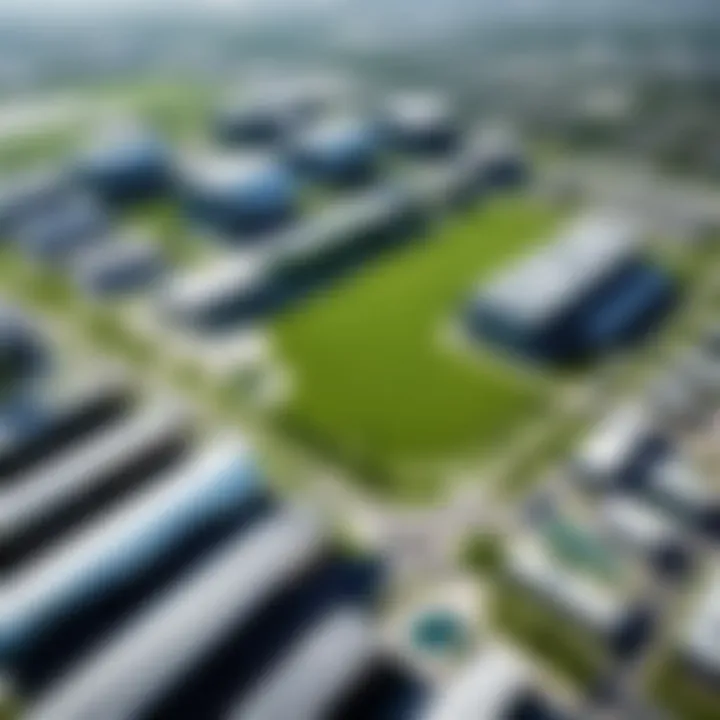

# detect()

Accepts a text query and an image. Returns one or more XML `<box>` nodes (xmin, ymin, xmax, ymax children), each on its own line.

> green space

<box><xmin>649</xmin><ymin>655</ymin><xmax>720</xmax><ymax>720</ymax></box>
<box><xmin>491</xmin><ymin>576</ymin><xmax>607</xmax><ymax>690</ymax></box>
<box><xmin>273</xmin><ymin>197</ymin><xmax>562</xmax><ymax>494</ymax></box>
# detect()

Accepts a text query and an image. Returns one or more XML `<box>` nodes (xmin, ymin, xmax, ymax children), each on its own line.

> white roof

<box><xmin>271</xmin><ymin>188</ymin><xmax>404</xmax><ymax>268</ymax></box>
<box><xmin>650</xmin><ymin>454</ymin><xmax>714</xmax><ymax>511</ymax></box>
<box><xmin>181</xmin><ymin>151</ymin><xmax>280</xmax><ymax>194</ymax></box>
<box><xmin>83</xmin><ymin>122</ymin><xmax>156</xmax><ymax>160</ymax></box>
<box><xmin>28</xmin><ymin>508</ymin><xmax>325</xmax><ymax>720</ymax></box>
<box><xmin>422</xmin><ymin>645</ymin><xmax>533</xmax><ymax>720</ymax></box>
<box><xmin>4</xmin><ymin>439</ymin><xmax>253</xmax><ymax>629</ymax></box>
<box><xmin>161</xmin><ymin>253</ymin><xmax>268</xmax><ymax>320</ymax></box>
<box><xmin>601</xmin><ymin>497</ymin><xmax>680</xmax><ymax>554</ymax></box>
<box><xmin>0</xmin><ymin>403</ymin><xmax>186</xmax><ymax>545</ymax></box>
<box><xmin>576</xmin><ymin>402</ymin><xmax>654</xmax><ymax>484</ymax></box>
<box><xmin>74</xmin><ymin>231</ymin><xmax>159</xmax><ymax>272</ymax></box>
<box><xmin>481</xmin><ymin>211</ymin><xmax>643</xmax><ymax>328</ymax></box>
<box><xmin>682</xmin><ymin>563</ymin><xmax>720</xmax><ymax>673</ymax></box>
<box><xmin>229</xmin><ymin>610</ymin><xmax>375</xmax><ymax>720</ymax></box>
<box><xmin>298</xmin><ymin>116</ymin><xmax>370</xmax><ymax>150</ymax></box>
<box><xmin>508</xmin><ymin>537</ymin><xmax>627</xmax><ymax>635</ymax></box>
<box><xmin>388</xmin><ymin>92</ymin><xmax>453</xmax><ymax>129</ymax></box>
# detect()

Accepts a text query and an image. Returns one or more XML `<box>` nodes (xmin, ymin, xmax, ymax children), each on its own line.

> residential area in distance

<box><xmin>1</xmin><ymin>2</ymin><xmax>720</xmax><ymax>720</ymax></box>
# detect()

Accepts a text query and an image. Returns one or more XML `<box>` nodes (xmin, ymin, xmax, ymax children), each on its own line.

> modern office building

<box><xmin>572</xmin><ymin>403</ymin><xmax>669</xmax><ymax>491</ymax></box>
<box><xmin>468</xmin><ymin>212</ymin><xmax>676</xmax><ymax>363</ymax></box>
<box><xmin>76</xmin><ymin>125</ymin><xmax>171</xmax><ymax>203</ymax></box>
<box><xmin>291</xmin><ymin>116</ymin><xmax>381</xmax><ymax>186</ymax></box>
<box><xmin>72</xmin><ymin>231</ymin><xmax>165</xmax><ymax>297</ymax></box>
<box><xmin>177</xmin><ymin>151</ymin><xmax>297</xmax><ymax>236</ymax></box>
<box><xmin>422</xmin><ymin>644</ymin><xmax>571</xmax><ymax>720</ymax></box>
<box><xmin>466</xmin><ymin>127</ymin><xmax>529</xmax><ymax>190</ymax></box>
<box><xmin>0</xmin><ymin>169</ymin><xmax>72</xmax><ymax>234</ymax></box>
<box><xmin>0</xmin><ymin>372</ymin><xmax>131</xmax><ymax>479</ymax></box>
<box><xmin>0</xmin><ymin>303</ymin><xmax>49</xmax><ymax>387</ymax></box>
<box><xmin>162</xmin><ymin>187</ymin><xmax>424</xmax><ymax>332</ymax></box>
<box><xmin>15</xmin><ymin>193</ymin><xmax>109</xmax><ymax>264</ymax></box>
<box><xmin>507</xmin><ymin>534</ymin><xmax>649</xmax><ymax>654</ymax></box>
<box><xmin>269</xmin><ymin>185</ymin><xmax>425</xmax><ymax>291</ymax></box>
<box><xmin>159</xmin><ymin>253</ymin><xmax>271</xmax><ymax>333</ymax></box>
<box><xmin>644</xmin><ymin>452</ymin><xmax>720</xmax><ymax>534</ymax></box>
<box><xmin>214</xmin><ymin>81</ymin><xmax>327</xmax><ymax>147</ymax></box>
<box><xmin>600</xmin><ymin>497</ymin><xmax>688</xmax><ymax>575</ymax></box>
<box><xmin>679</xmin><ymin>563</ymin><xmax>720</xmax><ymax>679</ymax></box>
<box><xmin>383</xmin><ymin>93</ymin><xmax>460</xmax><ymax>156</ymax></box>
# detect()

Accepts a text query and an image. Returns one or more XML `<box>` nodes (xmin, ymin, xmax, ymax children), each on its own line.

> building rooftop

<box><xmin>386</xmin><ymin>92</ymin><xmax>454</xmax><ymax>131</ymax></box>
<box><xmin>160</xmin><ymin>253</ymin><xmax>269</xmax><ymax>321</ymax></box>
<box><xmin>575</xmin><ymin>402</ymin><xmax>656</xmax><ymax>485</ymax></box>
<box><xmin>508</xmin><ymin>535</ymin><xmax>629</xmax><ymax>636</ymax></box>
<box><xmin>228</xmin><ymin>610</ymin><xmax>375</xmax><ymax>720</ymax></box>
<box><xmin>601</xmin><ymin>497</ymin><xmax>681</xmax><ymax>555</ymax></box>
<box><xmin>682</xmin><ymin>563</ymin><xmax>720</xmax><ymax>674</ymax></box>
<box><xmin>26</xmin><ymin>507</ymin><xmax>325</xmax><ymax>720</ymax></box>
<box><xmin>422</xmin><ymin>644</ymin><xmax>539</xmax><ymax>720</ymax></box>
<box><xmin>180</xmin><ymin>150</ymin><xmax>289</xmax><ymax>196</ymax></box>
<box><xmin>480</xmin><ymin>211</ymin><xmax>644</xmax><ymax>329</ymax></box>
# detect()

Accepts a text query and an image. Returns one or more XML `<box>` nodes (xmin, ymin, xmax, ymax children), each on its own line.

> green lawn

<box><xmin>273</xmin><ymin>197</ymin><xmax>562</xmax><ymax>486</ymax></box>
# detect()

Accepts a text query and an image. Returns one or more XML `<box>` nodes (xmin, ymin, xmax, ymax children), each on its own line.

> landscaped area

<box><xmin>273</xmin><ymin>197</ymin><xmax>563</xmax><ymax>490</ymax></box>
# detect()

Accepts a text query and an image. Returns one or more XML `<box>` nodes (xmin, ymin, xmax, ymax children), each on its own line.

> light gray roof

<box><xmin>3</xmin><ymin>440</ymin><xmax>255</xmax><ymax>643</ymax></box>
<box><xmin>422</xmin><ymin>645</ymin><xmax>533</xmax><ymax>720</ymax></box>
<box><xmin>649</xmin><ymin>454</ymin><xmax>715</xmax><ymax>515</ymax></box>
<box><xmin>480</xmin><ymin>211</ymin><xmax>643</xmax><ymax>328</ymax></box>
<box><xmin>270</xmin><ymin>187</ymin><xmax>408</xmax><ymax>269</ymax></box>
<box><xmin>507</xmin><ymin>537</ymin><xmax>629</xmax><ymax>636</ymax></box>
<box><xmin>28</xmin><ymin>508</ymin><xmax>326</xmax><ymax>720</ymax></box>
<box><xmin>179</xmin><ymin>150</ymin><xmax>280</xmax><ymax>194</ymax></box>
<box><xmin>0</xmin><ymin>402</ymin><xmax>187</xmax><ymax>548</ymax></box>
<box><xmin>160</xmin><ymin>253</ymin><xmax>268</xmax><ymax>321</ymax></box>
<box><xmin>387</xmin><ymin>92</ymin><xmax>454</xmax><ymax>130</ymax></box>
<box><xmin>574</xmin><ymin>402</ymin><xmax>655</xmax><ymax>485</ymax></box>
<box><xmin>682</xmin><ymin>564</ymin><xmax>720</xmax><ymax>673</ymax></box>
<box><xmin>601</xmin><ymin>497</ymin><xmax>681</xmax><ymax>555</ymax></box>
<box><xmin>226</xmin><ymin>610</ymin><xmax>375</xmax><ymax>720</ymax></box>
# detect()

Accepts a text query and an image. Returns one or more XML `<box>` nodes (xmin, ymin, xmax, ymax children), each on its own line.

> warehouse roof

<box><xmin>480</xmin><ymin>211</ymin><xmax>644</xmax><ymax>328</ymax></box>
<box><xmin>179</xmin><ymin>151</ymin><xmax>290</xmax><ymax>196</ymax></box>
<box><xmin>0</xmin><ymin>402</ymin><xmax>186</xmax><ymax>552</ymax></box>
<box><xmin>2</xmin><ymin>439</ymin><xmax>258</xmax><ymax>656</ymax></box>
<box><xmin>161</xmin><ymin>253</ymin><xmax>269</xmax><ymax>322</ymax></box>
<box><xmin>27</xmin><ymin>508</ymin><xmax>325</xmax><ymax>720</ymax></box>
<box><xmin>386</xmin><ymin>92</ymin><xmax>454</xmax><ymax>131</ymax></box>
<box><xmin>682</xmin><ymin>563</ymin><xmax>720</xmax><ymax>674</ymax></box>
<box><xmin>271</xmin><ymin>186</ymin><xmax>411</xmax><ymax>269</ymax></box>
<box><xmin>422</xmin><ymin>645</ymin><xmax>534</xmax><ymax>720</ymax></box>
<box><xmin>228</xmin><ymin>610</ymin><xmax>375</xmax><ymax>720</ymax></box>
<box><xmin>574</xmin><ymin>402</ymin><xmax>656</xmax><ymax>486</ymax></box>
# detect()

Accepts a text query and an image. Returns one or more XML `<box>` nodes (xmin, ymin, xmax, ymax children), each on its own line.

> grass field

<box><xmin>273</xmin><ymin>197</ymin><xmax>563</xmax><ymax>488</ymax></box>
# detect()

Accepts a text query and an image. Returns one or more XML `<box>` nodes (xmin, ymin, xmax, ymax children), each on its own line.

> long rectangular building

<box><xmin>469</xmin><ymin>211</ymin><xmax>673</xmax><ymax>363</ymax></box>
<box><xmin>226</xmin><ymin>609</ymin><xmax>376</xmax><ymax>720</ymax></box>
<box><xmin>481</xmin><ymin>212</ymin><xmax>641</xmax><ymax>330</ymax></box>
<box><xmin>422</xmin><ymin>644</ymin><xmax>569</xmax><ymax>720</ymax></box>
<box><xmin>26</xmin><ymin>508</ymin><xmax>326</xmax><ymax>720</ymax></box>
<box><xmin>0</xmin><ymin>373</ymin><xmax>131</xmax><ymax>481</ymax></box>
<box><xmin>1</xmin><ymin>402</ymin><xmax>190</xmax><ymax>569</ymax></box>
<box><xmin>2</xmin><ymin>440</ymin><xmax>269</xmax><ymax>687</ymax></box>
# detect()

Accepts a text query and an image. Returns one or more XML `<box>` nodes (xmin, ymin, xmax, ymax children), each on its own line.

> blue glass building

<box><xmin>178</xmin><ymin>151</ymin><xmax>297</xmax><ymax>236</ymax></box>
<box><xmin>467</xmin><ymin>213</ymin><xmax>677</xmax><ymax>364</ymax></box>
